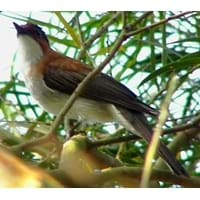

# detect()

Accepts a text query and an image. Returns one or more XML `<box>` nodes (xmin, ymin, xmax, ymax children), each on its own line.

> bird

<box><xmin>13</xmin><ymin>22</ymin><xmax>188</xmax><ymax>177</ymax></box>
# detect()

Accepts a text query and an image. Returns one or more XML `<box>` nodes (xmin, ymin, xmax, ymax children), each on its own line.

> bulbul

<box><xmin>13</xmin><ymin>22</ymin><xmax>188</xmax><ymax>176</ymax></box>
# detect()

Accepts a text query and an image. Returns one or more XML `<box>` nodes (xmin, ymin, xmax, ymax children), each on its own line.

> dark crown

<box><xmin>13</xmin><ymin>22</ymin><xmax>49</xmax><ymax>44</ymax></box>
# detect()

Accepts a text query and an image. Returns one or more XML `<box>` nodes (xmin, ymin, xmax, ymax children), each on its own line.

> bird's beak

<box><xmin>13</xmin><ymin>22</ymin><xmax>25</xmax><ymax>35</ymax></box>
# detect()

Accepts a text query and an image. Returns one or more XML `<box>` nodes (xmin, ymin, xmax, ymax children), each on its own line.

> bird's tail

<box><xmin>116</xmin><ymin>107</ymin><xmax>189</xmax><ymax>177</ymax></box>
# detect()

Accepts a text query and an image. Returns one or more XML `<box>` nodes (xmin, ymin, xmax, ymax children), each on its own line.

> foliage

<box><xmin>0</xmin><ymin>11</ymin><xmax>200</xmax><ymax>187</ymax></box>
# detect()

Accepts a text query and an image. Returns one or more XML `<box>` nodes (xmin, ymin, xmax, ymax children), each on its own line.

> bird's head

<box><xmin>13</xmin><ymin>22</ymin><xmax>49</xmax><ymax>45</ymax></box>
<box><xmin>13</xmin><ymin>22</ymin><xmax>50</xmax><ymax>63</ymax></box>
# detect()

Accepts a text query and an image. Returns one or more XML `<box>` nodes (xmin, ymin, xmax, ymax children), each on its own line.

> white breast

<box><xmin>25</xmin><ymin>74</ymin><xmax>115</xmax><ymax>123</ymax></box>
<box><xmin>17</xmin><ymin>35</ymin><xmax>43</xmax><ymax>66</ymax></box>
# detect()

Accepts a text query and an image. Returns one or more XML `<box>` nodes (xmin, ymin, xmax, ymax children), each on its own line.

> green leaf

<box><xmin>168</xmin><ymin>37</ymin><xmax>200</xmax><ymax>44</ymax></box>
<box><xmin>139</xmin><ymin>52</ymin><xmax>200</xmax><ymax>86</ymax></box>
<box><xmin>48</xmin><ymin>35</ymin><xmax>78</xmax><ymax>48</ymax></box>
<box><xmin>54</xmin><ymin>12</ymin><xmax>81</xmax><ymax>48</ymax></box>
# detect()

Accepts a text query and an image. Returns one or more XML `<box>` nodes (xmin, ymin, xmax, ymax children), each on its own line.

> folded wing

<box><xmin>43</xmin><ymin>66</ymin><xmax>158</xmax><ymax>116</ymax></box>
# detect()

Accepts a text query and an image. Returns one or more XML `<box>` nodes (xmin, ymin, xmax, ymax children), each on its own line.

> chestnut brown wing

<box><xmin>43</xmin><ymin>67</ymin><xmax>158</xmax><ymax>116</ymax></box>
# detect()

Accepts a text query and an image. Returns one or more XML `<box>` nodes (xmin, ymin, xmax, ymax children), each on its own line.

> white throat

<box><xmin>17</xmin><ymin>35</ymin><xmax>43</xmax><ymax>65</ymax></box>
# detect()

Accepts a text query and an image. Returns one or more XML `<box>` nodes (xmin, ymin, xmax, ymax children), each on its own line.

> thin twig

<box><xmin>126</xmin><ymin>12</ymin><xmax>194</xmax><ymax>38</ymax></box>
<box><xmin>88</xmin><ymin>112</ymin><xmax>200</xmax><ymax>148</ymax></box>
<box><xmin>125</xmin><ymin>11</ymin><xmax>153</xmax><ymax>32</ymax></box>
<box><xmin>140</xmin><ymin>75</ymin><xmax>178</xmax><ymax>188</ymax></box>
<box><xmin>24</xmin><ymin>112</ymin><xmax>47</xmax><ymax>139</ymax></box>
<box><xmin>11</xmin><ymin>133</ymin><xmax>59</xmax><ymax>154</ymax></box>
<box><xmin>164</xmin><ymin>113</ymin><xmax>200</xmax><ymax>134</ymax></box>
<box><xmin>78</xmin><ymin>12</ymin><xmax>122</xmax><ymax>59</ymax></box>
<box><xmin>76</xmin><ymin>12</ymin><xmax>96</xmax><ymax>66</ymax></box>
<box><xmin>89</xmin><ymin>132</ymin><xmax>139</xmax><ymax>149</ymax></box>
<box><xmin>154</xmin><ymin>127</ymin><xmax>199</xmax><ymax>171</ymax></box>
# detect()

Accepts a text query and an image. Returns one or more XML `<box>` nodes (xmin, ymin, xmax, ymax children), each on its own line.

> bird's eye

<box><xmin>36</xmin><ymin>31</ymin><xmax>43</xmax><ymax>37</ymax></box>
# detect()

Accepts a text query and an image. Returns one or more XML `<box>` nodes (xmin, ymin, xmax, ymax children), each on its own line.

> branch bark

<box><xmin>51</xmin><ymin>166</ymin><xmax>200</xmax><ymax>188</ymax></box>
<box><xmin>98</xmin><ymin>167</ymin><xmax>200</xmax><ymax>188</ymax></box>
<box><xmin>141</xmin><ymin>75</ymin><xmax>178</xmax><ymax>187</ymax></box>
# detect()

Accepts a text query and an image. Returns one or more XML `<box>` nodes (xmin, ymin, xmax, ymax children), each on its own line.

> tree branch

<box><xmin>75</xmin><ymin>12</ymin><xmax>96</xmax><ymax>66</ymax></box>
<box><xmin>154</xmin><ymin>127</ymin><xmax>200</xmax><ymax>171</ymax></box>
<box><xmin>97</xmin><ymin>167</ymin><xmax>200</xmax><ymax>188</ymax></box>
<box><xmin>51</xmin><ymin>166</ymin><xmax>200</xmax><ymax>188</ymax></box>
<box><xmin>88</xmin><ymin>132</ymin><xmax>139</xmax><ymax>149</ymax></box>
<box><xmin>164</xmin><ymin>113</ymin><xmax>200</xmax><ymax>134</ymax></box>
<box><xmin>10</xmin><ymin>133</ymin><xmax>59</xmax><ymax>154</ymax></box>
<box><xmin>126</xmin><ymin>11</ymin><xmax>194</xmax><ymax>38</ymax></box>
<box><xmin>87</xmin><ymin>112</ymin><xmax>200</xmax><ymax>149</ymax></box>
<box><xmin>141</xmin><ymin>75</ymin><xmax>178</xmax><ymax>187</ymax></box>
